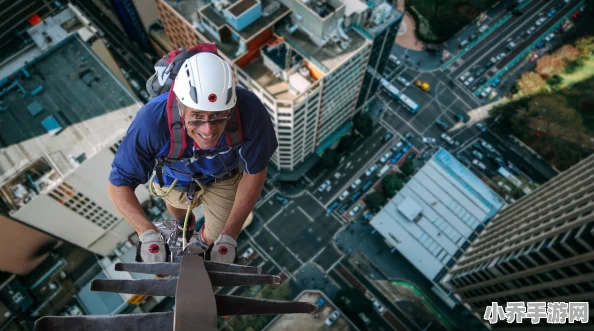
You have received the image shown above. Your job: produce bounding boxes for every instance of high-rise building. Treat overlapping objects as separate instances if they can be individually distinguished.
[0,6,148,256]
[155,0,402,179]
[443,153,594,328]
[108,0,158,53]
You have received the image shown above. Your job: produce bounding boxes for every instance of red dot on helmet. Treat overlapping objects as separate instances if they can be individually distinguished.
[208,93,217,102]
[149,244,160,254]
[218,246,228,255]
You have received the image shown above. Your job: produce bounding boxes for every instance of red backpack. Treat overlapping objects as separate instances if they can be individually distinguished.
[145,43,244,187]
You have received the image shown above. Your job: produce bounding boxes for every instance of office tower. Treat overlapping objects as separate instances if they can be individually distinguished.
[108,0,159,53]
[0,7,148,256]
[156,0,402,178]
[370,149,505,307]
[443,153,594,328]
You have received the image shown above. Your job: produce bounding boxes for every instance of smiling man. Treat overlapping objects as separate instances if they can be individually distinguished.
[107,49,277,264]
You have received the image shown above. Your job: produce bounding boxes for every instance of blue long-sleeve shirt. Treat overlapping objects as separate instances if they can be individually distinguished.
[109,87,278,189]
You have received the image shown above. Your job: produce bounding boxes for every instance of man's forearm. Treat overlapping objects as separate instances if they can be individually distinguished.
[107,182,156,236]
[220,168,267,241]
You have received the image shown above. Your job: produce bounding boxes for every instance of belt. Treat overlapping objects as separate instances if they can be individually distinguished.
[173,168,240,192]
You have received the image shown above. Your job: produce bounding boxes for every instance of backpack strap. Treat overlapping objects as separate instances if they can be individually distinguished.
[224,104,245,173]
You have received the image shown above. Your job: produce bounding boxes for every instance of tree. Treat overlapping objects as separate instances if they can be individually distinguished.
[382,174,403,198]
[547,74,563,89]
[353,113,373,137]
[517,72,547,95]
[564,59,584,74]
[337,134,356,153]
[575,36,594,58]
[321,149,339,168]
[536,55,564,79]
[400,160,415,177]
[365,191,387,212]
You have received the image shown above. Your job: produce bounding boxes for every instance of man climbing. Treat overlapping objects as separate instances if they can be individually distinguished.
[107,44,277,264]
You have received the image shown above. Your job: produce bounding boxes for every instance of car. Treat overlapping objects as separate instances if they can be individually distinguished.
[338,203,351,214]
[349,204,362,217]
[318,179,331,192]
[423,137,437,145]
[547,8,557,17]
[491,79,501,87]
[407,152,417,161]
[349,191,362,203]
[458,39,469,48]
[372,298,387,313]
[481,140,495,152]
[475,68,486,77]
[390,152,403,164]
[390,54,402,66]
[325,311,340,326]
[478,24,489,33]
[365,164,379,176]
[316,298,326,308]
[496,52,506,61]
[476,122,487,132]
[526,26,536,35]
[459,72,471,82]
[484,59,495,68]
[339,190,350,201]
[536,17,547,26]
[241,247,255,258]
[358,312,372,326]
[380,151,393,163]
[327,201,340,214]
[473,159,487,171]
[464,77,475,86]
[392,141,404,152]
[377,165,390,177]
[478,77,487,85]
[572,10,581,20]
[536,40,546,49]
[454,113,468,123]
[441,133,455,145]
[469,33,478,41]
[435,120,450,131]
[507,42,516,51]
[480,87,493,98]
[403,132,413,141]
[362,180,373,192]
[351,178,362,190]
[545,33,555,42]
[396,76,410,87]
[472,150,484,160]
[275,194,289,205]
[383,132,394,142]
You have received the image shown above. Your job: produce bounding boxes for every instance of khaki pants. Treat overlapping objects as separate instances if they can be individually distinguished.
[152,173,241,242]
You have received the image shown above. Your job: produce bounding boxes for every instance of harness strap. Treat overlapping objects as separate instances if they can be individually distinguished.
[167,91,187,159]
[225,104,245,173]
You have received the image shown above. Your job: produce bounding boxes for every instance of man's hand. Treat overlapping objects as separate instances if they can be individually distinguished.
[136,230,169,262]
[207,234,237,263]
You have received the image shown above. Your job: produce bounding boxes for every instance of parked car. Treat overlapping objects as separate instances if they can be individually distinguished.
[441,133,455,145]
[362,180,373,192]
[459,72,471,82]
[365,164,379,176]
[496,52,506,61]
[403,132,413,141]
[389,54,402,66]
[472,150,484,160]
[349,204,362,217]
[526,26,536,35]
[478,24,489,33]
[372,298,387,313]
[351,178,362,190]
[392,141,404,152]
[325,311,340,326]
[464,76,475,86]
[396,75,410,87]
[327,201,340,214]
[476,122,487,132]
[481,140,496,153]
[545,33,555,42]
[435,120,450,131]
[358,312,372,326]
[318,179,331,192]
[491,78,501,87]
[535,17,547,26]
[380,151,393,163]
[423,137,436,145]
[458,39,469,48]
[478,77,487,85]
[507,42,516,51]
[473,159,487,171]
[339,190,350,201]
[469,33,479,41]
[275,194,289,205]
[536,40,546,49]
[383,132,394,142]
[475,68,486,77]
[480,87,493,98]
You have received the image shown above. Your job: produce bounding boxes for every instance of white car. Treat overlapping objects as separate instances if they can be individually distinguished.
[526,26,536,35]
[473,159,487,170]
[339,190,350,201]
[397,76,410,87]
[535,17,547,26]
[481,140,495,152]
[241,247,254,258]
[480,87,493,98]
[365,164,379,176]
[476,122,487,132]
[441,133,455,145]
[479,24,489,33]
[380,151,393,163]
[423,137,436,145]
[349,204,362,217]
[372,298,386,313]
[472,150,484,160]
[464,77,475,86]
[392,141,404,152]
[459,72,471,82]
[545,33,555,42]
[318,179,331,192]
[390,54,402,66]
[351,179,362,190]
[496,52,506,61]
[325,311,340,326]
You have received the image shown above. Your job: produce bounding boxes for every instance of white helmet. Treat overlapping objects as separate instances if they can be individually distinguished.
[173,52,236,112]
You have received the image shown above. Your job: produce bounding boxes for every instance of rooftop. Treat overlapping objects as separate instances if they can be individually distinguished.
[265,291,355,331]
[276,22,368,73]
[0,34,140,184]
[352,0,402,39]
[370,149,505,283]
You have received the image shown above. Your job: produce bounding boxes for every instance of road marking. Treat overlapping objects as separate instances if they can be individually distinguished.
[244,230,288,277]
[297,206,315,223]
[262,201,290,226]
[308,246,327,264]
[264,224,304,265]
[327,254,346,273]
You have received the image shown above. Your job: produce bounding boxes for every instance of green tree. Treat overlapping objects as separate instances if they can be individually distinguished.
[547,74,563,88]
[381,174,403,198]
[365,191,387,212]
[321,149,339,168]
[353,113,373,137]
[564,59,584,74]
[337,134,356,153]
[337,288,373,314]
[400,160,415,177]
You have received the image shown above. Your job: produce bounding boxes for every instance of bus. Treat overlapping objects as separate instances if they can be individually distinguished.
[380,78,400,99]
[379,78,419,114]
[398,93,419,114]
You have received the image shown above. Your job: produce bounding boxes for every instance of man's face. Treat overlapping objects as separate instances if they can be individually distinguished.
[182,105,231,149]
